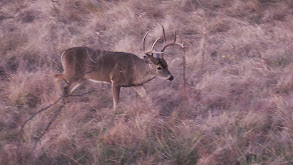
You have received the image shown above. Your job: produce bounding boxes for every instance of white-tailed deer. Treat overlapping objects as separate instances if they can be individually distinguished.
[54,26,183,109]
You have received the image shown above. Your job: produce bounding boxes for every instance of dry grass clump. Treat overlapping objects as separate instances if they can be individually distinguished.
[0,0,293,164]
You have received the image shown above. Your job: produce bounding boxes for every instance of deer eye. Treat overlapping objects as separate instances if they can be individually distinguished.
[157,67,162,70]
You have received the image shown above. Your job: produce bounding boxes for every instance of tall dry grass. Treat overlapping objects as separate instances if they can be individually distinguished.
[0,0,292,164]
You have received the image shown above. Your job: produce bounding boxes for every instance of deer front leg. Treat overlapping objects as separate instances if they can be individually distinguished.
[63,80,84,103]
[134,85,152,104]
[112,84,121,109]
[54,73,64,96]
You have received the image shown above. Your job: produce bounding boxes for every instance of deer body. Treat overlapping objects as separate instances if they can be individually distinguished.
[55,27,183,109]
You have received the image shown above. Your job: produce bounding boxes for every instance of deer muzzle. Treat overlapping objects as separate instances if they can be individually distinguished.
[168,75,174,81]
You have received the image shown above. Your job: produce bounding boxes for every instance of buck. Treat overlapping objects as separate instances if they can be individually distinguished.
[54,27,184,109]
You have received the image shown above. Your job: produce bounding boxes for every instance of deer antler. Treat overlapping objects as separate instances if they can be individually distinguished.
[142,30,162,55]
[142,27,184,58]
[142,30,150,54]
[161,30,184,52]
[161,25,167,43]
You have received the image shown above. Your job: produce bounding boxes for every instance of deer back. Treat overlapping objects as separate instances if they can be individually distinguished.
[61,47,148,87]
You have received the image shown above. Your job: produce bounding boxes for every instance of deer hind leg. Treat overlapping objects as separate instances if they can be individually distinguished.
[112,84,121,109]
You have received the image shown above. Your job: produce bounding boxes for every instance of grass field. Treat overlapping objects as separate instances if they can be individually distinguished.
[0,0,292,164]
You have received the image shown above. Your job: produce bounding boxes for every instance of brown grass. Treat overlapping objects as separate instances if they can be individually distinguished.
[0,0,292,164]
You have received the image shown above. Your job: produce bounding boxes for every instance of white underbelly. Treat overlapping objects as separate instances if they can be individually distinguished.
[88,79,110,84]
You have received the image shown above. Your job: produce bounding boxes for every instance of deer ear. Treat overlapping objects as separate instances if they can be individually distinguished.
[145,54,159,64]
[143,56,150,63]
[154,53,160,58]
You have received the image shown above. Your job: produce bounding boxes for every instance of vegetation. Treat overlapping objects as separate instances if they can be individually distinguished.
[0,0,292,164]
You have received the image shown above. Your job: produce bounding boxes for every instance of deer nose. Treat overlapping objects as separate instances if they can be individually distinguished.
[168,75,174,81]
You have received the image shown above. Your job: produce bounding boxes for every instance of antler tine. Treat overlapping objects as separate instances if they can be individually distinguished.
[142,30,151,53]
[173,30,177,42]
[143,30,162,54]
[145,37,161,54]
[173,31,185,49]
[160,30,184,52]
[143,29,163,54]
[161,25,166,43]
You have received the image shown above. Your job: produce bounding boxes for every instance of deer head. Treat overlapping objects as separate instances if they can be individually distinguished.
[142,26,184,81]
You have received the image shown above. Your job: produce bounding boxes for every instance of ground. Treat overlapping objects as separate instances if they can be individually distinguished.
[0,0,292,164]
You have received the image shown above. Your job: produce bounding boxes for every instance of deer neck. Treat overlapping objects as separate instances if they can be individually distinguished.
[133,58,156,85]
